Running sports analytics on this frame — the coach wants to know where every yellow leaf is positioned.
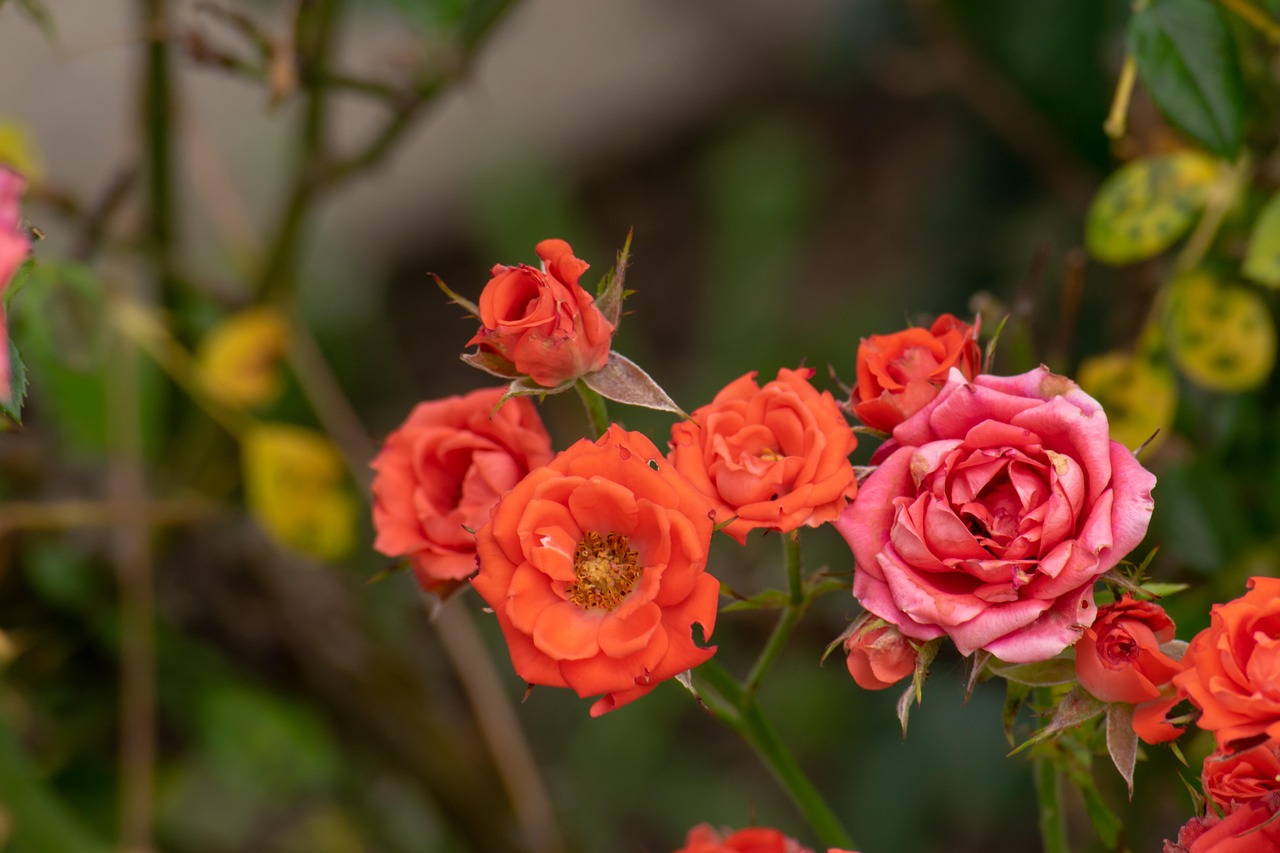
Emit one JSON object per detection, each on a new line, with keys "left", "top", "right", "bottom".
{"left": 1085, "top": 151, "right": 1219, "bottom": 265}
{"left": 0, "top": 121, "right": 43, "bottom": 183}
{"left": 1078, "top": 350, "right": 1176, "bottom": 454}
{"left": 243, "top": 423, "right": 356, "bottom": 561}
{"left": 1243, "top": 191, "right": 1280, "bottom": 288}
{"left": 196, "top": 307, "right": 290, "bottom": 409}
{"left": 1167, "top": 271, "right": 1276, "bottom": 393}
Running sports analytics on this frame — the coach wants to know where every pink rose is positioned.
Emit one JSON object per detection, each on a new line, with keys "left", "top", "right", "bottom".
{"left": 466, "top": 239, "right": 615, "bottom": 387}
{"left": 370, "top": 388, "right": 554, "bottom": 595}
{"left": 835, "top": 367, "right": 1156, "bottom": 663}
{"left": 0, "top": 168, "right": 30, "bottom": 405}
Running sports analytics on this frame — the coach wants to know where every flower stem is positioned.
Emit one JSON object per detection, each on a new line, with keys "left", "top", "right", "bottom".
{"left": 745, "top": 532, "right": 805, "bottom": 697}
{"left": 698, "top": 659, "right": 856, "bottom": 851}
{"left": 1034, "top": 753, "right": 1070, "bottom": 853}
{"left": 575, "top": 381, "right": 610, "bottom": 439}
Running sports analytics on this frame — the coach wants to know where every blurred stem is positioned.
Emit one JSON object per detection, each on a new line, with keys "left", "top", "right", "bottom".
{"left": 1033, "top": 753, "right": 1070, "bottom": 853}
{"left": 698, "top": 660, "right": 856, "bottom": 850}
{"left": 1217, "top": 0, "right": 1280, "bottom": 42}
{"left": 1174, "top": 156, "right": 1251, "bottom": 275}
{"left": 285, "top": 319, "right": 564, "bottom": 853}
{"left": 108, "top": 273, "right": 156, "bottom": 853}
{"left": 433, "top": 601, "right": 567, "bottom": 853}
{"left": 142, "top": 0, "right": 175, "bottom": 286}
{"left": 744, "top": 532, "right": 804, "bottom": 697}
{"left": 1102, "top": 54, "right": 1136, "bottom": 141}
{"left": 575, "top": 381, "right": 610, "bottom": 438}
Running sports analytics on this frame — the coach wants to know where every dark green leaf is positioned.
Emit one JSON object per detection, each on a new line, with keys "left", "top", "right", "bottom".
{"left": 987, "top": 656, "right": 1078, "bottom": 687}
{"left": 1129, "top": 0, "right": 1245, "bottom": 158}
{"left": 1, "top": 337, "right": 27, "bottom": 424}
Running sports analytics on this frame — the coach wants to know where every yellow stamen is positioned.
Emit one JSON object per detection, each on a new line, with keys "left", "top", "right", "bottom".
{"left": 568, "top": 531, "right": 641, "bottom": 610}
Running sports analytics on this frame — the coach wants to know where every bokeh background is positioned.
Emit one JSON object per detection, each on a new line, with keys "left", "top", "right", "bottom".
{"left": 1, "top": 0, "right": 1274, "bottom": 850}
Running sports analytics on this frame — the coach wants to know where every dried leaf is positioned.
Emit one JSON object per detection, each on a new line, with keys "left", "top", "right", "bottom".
{"left": 1106, "top": 702, "right": 1138, "bottom": 798}
{"left": 1009, "top": 686, "right": 1105, "bottom": 756}
{"left": 433, "top": 273, "right": 480, "bottom": 318}
{"left": 965, "top": 650, "right": 993, "bottom": 703}
{"left": 460, "top": 349, "right": 522, "bottom": 379}
{"left": 581, "top": 351, "right": 686, "bottom": 416}
{"left": 896, "top": 679, "right": 915, "bottom": 740}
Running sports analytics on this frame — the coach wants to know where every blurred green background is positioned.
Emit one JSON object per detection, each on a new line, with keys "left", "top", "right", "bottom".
{"left": 1, "top": 0, "right": 1277, "bottom": 850}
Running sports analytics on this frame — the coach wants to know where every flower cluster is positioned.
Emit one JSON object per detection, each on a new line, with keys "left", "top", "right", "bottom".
{"left": 370, "top": 237, "right": 1277, "bottom": 851}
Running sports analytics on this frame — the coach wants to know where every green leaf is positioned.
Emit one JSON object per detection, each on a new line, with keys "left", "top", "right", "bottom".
{"left": 9, "top": 0, "right": 56, "bottom": 40}
{"left": 720, "top": 587, "right": 789, "bottom": 613}
{"left": 987, "top": 656, "right": 1079, "bottom": 687}
{"left": 1129, "top": 0, "right": 1245, "bottom": 159}
{"left": 1, "top": 337, "right": 27, "bottom": 424}
{"left": 1243, "top": 191, "right": 1280, "bottom": 287}
{"left": 1085, "top": 151, "right": 1218, "bottom": 265}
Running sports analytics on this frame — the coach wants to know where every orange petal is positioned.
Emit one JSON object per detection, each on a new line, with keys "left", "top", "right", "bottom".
{"left": 598, "top": 601, "right": 662, "bottom": 659}
{"left": 532, "top": 601, "right": 602, "bottom": 661}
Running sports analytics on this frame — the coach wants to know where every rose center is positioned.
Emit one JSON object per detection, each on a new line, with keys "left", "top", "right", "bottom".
{"left": 568, "top": 530, "right": 641, "bottom": 611}
{"left": 1099, "top": 628, "right": 1139, "bottom": 667}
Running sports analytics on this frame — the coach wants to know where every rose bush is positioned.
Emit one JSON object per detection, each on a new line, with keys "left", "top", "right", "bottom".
{"left": 472, "top": 424, "right": 720, "bottom": 716}
{"left": 466, "top": 238, "right": 615, "bottom": 387}
{"left": 836, "top": 366, "right": 1156, "bottom": 662}
{"left": 1202, "top": 742, "right": 1280, "bottom": 812}
{"left": 850, "top": 313, "right": 980, "bottom": 433}
{"left": 674, "top": 823, "right": 856, "bottom": 853}
{"left": 843, "top": 619, "right": 917, "bottom": 691}
{"left": 1075, "top": 595, "right": 1182, "bottom": 703}
{"left": 1175, "top": 576, "right": 1280, "bottom": 749}
{"left": 371, "top": 388, "right": 553, "bottom": 594}
{"left": 668, "top": 367, "right": 857, "bottom": 544}
{"left": 1163, "top": 791, "right": 1280, "bottom": 853}
{"left": 0, "top": 167, "right": 30, "bottom": 405}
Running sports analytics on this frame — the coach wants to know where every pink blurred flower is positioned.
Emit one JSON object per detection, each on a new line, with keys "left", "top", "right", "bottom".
{"left": 0, "top": 168, "right": 30, "bottom": 405}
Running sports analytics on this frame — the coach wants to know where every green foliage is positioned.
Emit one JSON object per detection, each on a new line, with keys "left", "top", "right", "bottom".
{"left": 1243, "top": 190, "right": 1280, "bottom": 287}
{"left": 1129, "top": 0, "right": 1245, "bottom": 159}
{"left": 1084, "top": 151, "right": 1216, "bottom": 265}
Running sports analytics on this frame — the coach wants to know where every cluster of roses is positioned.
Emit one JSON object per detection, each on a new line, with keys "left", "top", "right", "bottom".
{"left": 369, "top": 238, "right": 1280, "bottom": 851}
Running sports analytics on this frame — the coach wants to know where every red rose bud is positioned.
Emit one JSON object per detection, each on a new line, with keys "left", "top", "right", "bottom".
{"left": 850, "top": 313, "right": 980, "bottom": 433}
{"left": 845, "top": 621, "right": 917, "bottom": 691}
{"left": 1075, "top": 595, "right": 1183, "bottom": 704}
{"left": 466, "top": 238, "right": 615, "bottom": 388}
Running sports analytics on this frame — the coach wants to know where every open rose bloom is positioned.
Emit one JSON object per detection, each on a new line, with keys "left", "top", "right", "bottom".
{"left": 1175, "top": 576, "right": 1280, "bottom": 749}
{"left": 1163, "top": 791, "right": 1280, "bottom": 853}
{"left": 836, "top": 367, "right": 1156, "bottom": 663}
{"left": 1202, "top": 742, "right": 1280, "bottom": 813}
{"left": 0, "top": 168, "right": 30, "bottom": 405}
{"left": 850, "top": 313, "right": 980, "bottom": 433}
{"left": 466, "top": 238, "right": 615, "bottom": 388}
{"left": 371, "top": 388, "right": 553, "bottom": 594}
{"left": 472, "top": 424, "right": 720, "bottom": 716}
{"left": 669, "top": 367, "right": 857, "bottom": 544}
{"left": 675, "top": 824, "right": 856, "bottom": 853}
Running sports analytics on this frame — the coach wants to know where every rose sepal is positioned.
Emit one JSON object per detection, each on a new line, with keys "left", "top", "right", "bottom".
{"left": 895, "top": 636, "right": 942, "bottom": 738}
{"left": 1008, "top": 686, "right": 1105, "bottom": 757}
{"left": 593, "top": 228, "right": 632, "bottom": 327}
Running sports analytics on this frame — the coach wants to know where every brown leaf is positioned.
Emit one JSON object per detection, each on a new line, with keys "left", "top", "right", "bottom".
{"left": 1106, "top": 703, "right": 1138, "bottom": 798}
{"left": 581, "top": 351, "right": 686, "bottom": 416}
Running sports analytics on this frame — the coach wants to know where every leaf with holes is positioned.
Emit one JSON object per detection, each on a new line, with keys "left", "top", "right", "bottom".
{"left": 1166, "top": 270, "right": 1276, "bottom": 392}
{"left": 1129, "top": 0, "right": 1245, "bottom": 159}
{"left": 1244, "top": 191, "right": 1280, "bottom": 288}
{"left": 1085, "top": 152, "right": 1218, "bottom": 265}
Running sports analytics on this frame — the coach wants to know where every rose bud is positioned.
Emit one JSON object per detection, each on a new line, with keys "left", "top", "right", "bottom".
{"left": 844, "top": 620, "right": 917, "bottom": 691}
{"left": 466, "top": 238, "right": 615, "bottom": 388}
{"left": 850, "top": 313, "right": 980, "bottom": 433}
{"left": 1075, "top": 595, "right": 1183, "bottom": 704}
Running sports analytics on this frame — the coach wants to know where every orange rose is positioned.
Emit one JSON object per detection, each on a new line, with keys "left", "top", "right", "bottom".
{"left": 1163, "top": 792, "right": 1280, "bottom": 853}
{"left": 668, "top": 367, "right": 857, "bottom": 544}
{"left": 850, "top": 313, "right": 980, "bottom": 433}
{"left": 472, "top": 424, "right": 720, "bottom": 716}
{"left": 1175, "top": 577, "right": 1280, "bottom": 749}
{"left": 466, "top": 238, "right": 615, "bottom": 388}
{"left": 844, "top": 620, "right": 916, "bottom": 691}
{"left": 370, "top": 388, "right": 553, "bottom": 595}
{"left": 1202, "top": 742, "right": 1280, "bottom": 813}
{"left": 1075, "top": 595, "right": 1183, "bottom": 704}
{"left": 674, "top": 824, "right": 856, "bottom": 853}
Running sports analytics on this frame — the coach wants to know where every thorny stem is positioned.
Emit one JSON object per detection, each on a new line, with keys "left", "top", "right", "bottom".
{"left": 698, "top": 659, "right": 857, "bottom": 851}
